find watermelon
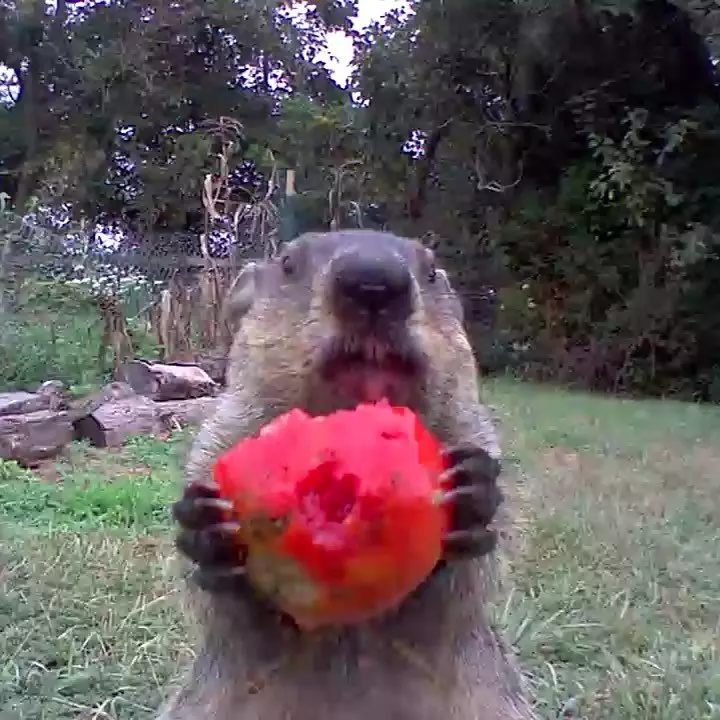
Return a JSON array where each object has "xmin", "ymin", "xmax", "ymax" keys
[{"xmin": 213, "ymin": 400, "xmax": 450, "ymax": 630}]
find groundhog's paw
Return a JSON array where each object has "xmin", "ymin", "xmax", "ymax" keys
[
  {"xmin": 439, "ymin": 445, "xmax": 503, "ymax": 560},
  {"xmin": 173, "ymin": 484, "xmax": 250, "ymax": 594}
]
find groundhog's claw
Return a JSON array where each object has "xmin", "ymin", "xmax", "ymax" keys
[
  {"xmin": 173, "ymin": 485, "xmax": 233, "ymax": 528},
  {"xmin": 443, "ymin": 528, "xmax": 498, "ymax": 558},
  {"xmin": 173, "ymin": 484, "xmax": 250, "ymax": 594},
  {"xmin": 439, "ymin": 444, "xmax": 503, "ymax": 560}
]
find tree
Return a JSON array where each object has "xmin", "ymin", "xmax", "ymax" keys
[
  {"xmin": 0, "ymin": 0, "xmax": 358, "ymax": 237},
  {"xmin": 352, "ymin": 0, "xmax": 720, "ymax": 398}
]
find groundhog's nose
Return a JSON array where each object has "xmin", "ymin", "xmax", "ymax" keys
[{"xmin": 331, "ymin": 250, "xmax": 413, "ymax": 318}]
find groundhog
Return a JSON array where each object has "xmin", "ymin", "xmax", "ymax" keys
[{"xmin": 157, "ymin": 229, "xmax": 538, "ymax": 720}]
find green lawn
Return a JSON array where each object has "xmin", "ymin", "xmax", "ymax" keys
[{"xmin": 1, "ymin": 379, "xmax": 719, "ymax": 719}]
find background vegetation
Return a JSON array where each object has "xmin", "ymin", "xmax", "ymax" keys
[{"xmin": 0, "ymin": 0, "xmax": 718, "ymax": 402}]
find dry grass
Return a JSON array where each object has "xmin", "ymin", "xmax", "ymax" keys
[
  {"xmin": 493, "ymin": 382, "xmax": 720, "ymax": 719},
  {"xmin": 1, "ymin": 381, "xmax": 719, "ymax": 719}
]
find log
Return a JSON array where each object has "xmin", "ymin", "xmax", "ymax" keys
[
  {"xmin": 37, "ymin": 380, "xmax": 68, "ymax": 399},
  {"xmin": 0, "ymin": 409, "xmax": 75, "ymax": 467},
  {"xmin": 94, "ymin": 381, "xmax": 137, "ymax": 403},
  {"xmin": 63, "ymin": 381, "xmax": 137, "ymax": 428},
  {"xmin": 156, "ymin": 396, "xmax": 220, "ymax": 428},
  {"xmin": 117, "ymin": 360, "xmax": 218, "ymax": 401},
  {"xmin": 0, "ymin": 392, "xmax": 41, "ymax": 417},
  {"xmin": 0, "ymin": 381, "xmax": 68, "ymax": 417},
  {"xmin": 73, "ymin": 394, "xmax": 165, "ymax": 448},
  {"xmin": 191, "ymin": 354, "xmax": 228, "ymax": 386}
]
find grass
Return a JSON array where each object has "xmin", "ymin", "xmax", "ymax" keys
[
  {"xmin": 1, "ymin": 380, "xmax": 719, "ymax": 719},
  {"xmin": 0, "ymin": 436, "xmax": 193, "ymax": 720},
  {"xmin": 493, "ymin": 382, "xmax": 720, "ymax": 719}
]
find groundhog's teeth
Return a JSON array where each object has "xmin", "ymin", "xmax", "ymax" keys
[
  {"xmin": 362, "ymin": 339, "xmax": 387, "ymax": 363},
  {"xmin": 342, "ymin": 337, "xmax": 361, "ymax": 356},
  {"xmin": 362, "ymin": 340, "xmax": 374, "ymax": 361},
  {"xmin": 328, "ymin": 334, "xmax": 410, "ymax": 368}
]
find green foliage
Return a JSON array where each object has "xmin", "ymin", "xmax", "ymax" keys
[
  {"xmin": 494, "ymin": 100, "xmax": 720, "ymax": 397},
  {"xmin": 0, "ymin": 459, "xmax": 33, "ymax": 483},
  {"xmin": 0, "ymin": 464, "xmax": 172, "ymax": 531},
  {"xmin": 0, "ymin": 0, "xmax": 359, "ymax": 229},
  {"xmin": 0, "ymin": 276, "xmax": 160, "ymax": 390},
  {"xmin": 0, "ymin": 316, "xmax": 101, "ymax": 391},
  {"xmin": 1, "ymin": 0, "xmax": 720, "ymax": 403},
  {"xmin": 272, "ymin": 95, "xmax": 368, "ymax": 238},
  {"xmin": 0, "ymin": 277, "xmax": 104, "ymax": 389},
  {"xmin": 354, "ymin": 0, "xmax": 720, "ymax": 401},
  {"xmin": 0, "ymin": 435, "xmax": 186, "ymax": 534}
]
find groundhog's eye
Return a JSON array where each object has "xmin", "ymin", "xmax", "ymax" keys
[{"xmin": 281, "ymin": 254, "xmax": 294, "ymax": 276}]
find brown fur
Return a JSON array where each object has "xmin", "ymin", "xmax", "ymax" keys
[{"xmin": 157, "ymin": 230, "xmax": 538, "ymax": 720}]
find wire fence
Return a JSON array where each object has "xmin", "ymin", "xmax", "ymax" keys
[
  {"xmin": 0, "ymin": 211, "xmax": 256, "ymax": 392},
  {"xmin": 0, "ymin": 209, "xmax": 501, "ymax": 392}
]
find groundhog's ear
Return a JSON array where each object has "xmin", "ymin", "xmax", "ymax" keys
[
  {"xmin": 222, "ymin": 260, "xmax": 263, "ymax": 331},
  {"xmin": 437, "ymin": 268, "xmax": 465, "ymax": 323}
]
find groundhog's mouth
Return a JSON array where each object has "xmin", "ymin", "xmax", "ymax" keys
[{"xmin": 319, "ymin": 336, "xmax": 425, "ymax": 405}]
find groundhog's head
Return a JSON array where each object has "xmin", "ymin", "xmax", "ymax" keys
[{"xmin": 223, "ymin": 230, "xmax": 477, "ymax": 426}]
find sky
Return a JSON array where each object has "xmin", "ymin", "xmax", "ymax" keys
[
  {"xmin": 318, "ymin": 0, "xmax": 407, "ymax": 86},
  {"xmin": 0, "ymin": 0, "xmax": 407, "ymax": 103}
]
